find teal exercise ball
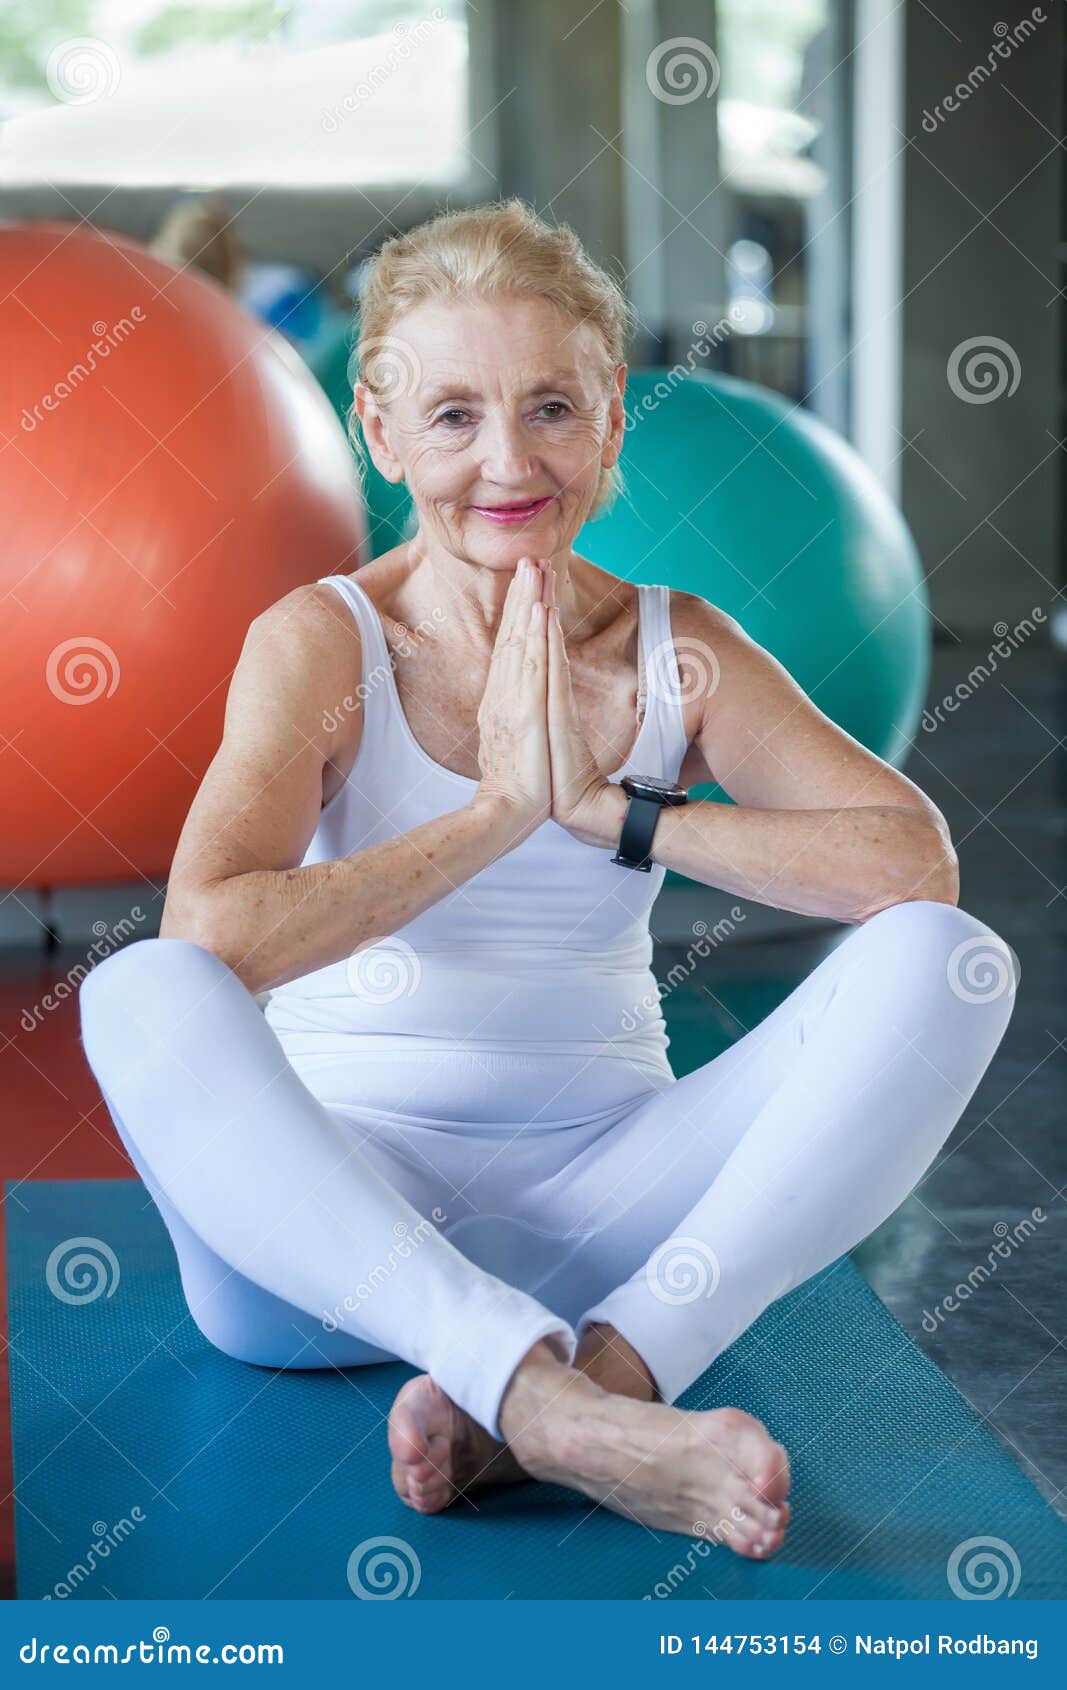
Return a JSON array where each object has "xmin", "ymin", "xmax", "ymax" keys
[
  {"xmin": 578, "ymin": 369, "xmax": 930, "ymax": 785},
  {"xmin": 302, "ymin": 311, "xmax": 414, "ymax": 557}
]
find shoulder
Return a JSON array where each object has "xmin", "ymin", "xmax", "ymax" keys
[
  {"xmin": 246, "ymin": 579, "xmax": 363, "ymax": 677},
  {"xmin": 231, "ymin": 581, "xmax": 363, "ymax": 754},
  {"xmin": 665, "ymin": 587, "xmax": 744, "ymax": 648},
  {"xmin": 660, "ymin": 589, "xmax": 764, "ymax": 739}
]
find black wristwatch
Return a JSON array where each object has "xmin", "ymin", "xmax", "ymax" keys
[{"xmin": 610, "ymin": 774, "xmax": 688, "ymax": 871}]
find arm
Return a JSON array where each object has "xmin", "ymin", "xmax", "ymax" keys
[
  {"xmin": 160, "ymin": 581, "xmax": 540, "ymax": 997},
  {"xmin": 570, "ymin": 595, "xmax": 959, "ymax": 925}
]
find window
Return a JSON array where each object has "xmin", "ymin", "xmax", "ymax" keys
[{"xmin": 0, "ymin": 0, "xmax": 470, "ymax": 188}]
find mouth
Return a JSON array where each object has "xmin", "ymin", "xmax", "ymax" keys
[{"xmin": 470, "ymin": 495, "xmax": 554, "ymax": 525}]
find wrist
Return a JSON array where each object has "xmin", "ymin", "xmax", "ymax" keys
[
  {"xmin": 469, "ymin": 785, "xmax": 542, "ymax": 846},
  {"xmin": 566, "ymin": 780, "xmax": 628, "ymax": 849}
]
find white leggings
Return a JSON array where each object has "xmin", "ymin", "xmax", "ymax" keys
[{"xmin": 78, "ymin": 900, "xmax": 1015, "ymax": 1441}]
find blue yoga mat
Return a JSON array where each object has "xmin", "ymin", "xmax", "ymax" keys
[{"xmin": 8, "ymin": 1179, "xmax": 1067, "ymax": 1600}]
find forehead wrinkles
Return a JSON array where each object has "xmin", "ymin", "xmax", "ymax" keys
[{"xmin": 417, "ymin": 353, "xmax": 605, "ymax": 410}]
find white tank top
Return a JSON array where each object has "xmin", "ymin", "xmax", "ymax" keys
[{"xmin": 263, "ymin": 573, "xmax": 690, "ymax": 1076}]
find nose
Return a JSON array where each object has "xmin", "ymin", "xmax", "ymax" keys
[{"xmin": 477, "ymin": 406, "xmax": 538, "ymax": 484}]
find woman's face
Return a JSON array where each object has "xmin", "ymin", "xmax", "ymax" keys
[{"xmin": 359, "ymin": 292, "xmax": 624, "ymax": 570}]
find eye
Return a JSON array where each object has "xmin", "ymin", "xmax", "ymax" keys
[
  {"xmin": 539, "ymin": 400, "xmax": 571, "ymax": 419},
  {"xmin": 436, "ymin": 407, "xmax": 472, "ymax": 426}
]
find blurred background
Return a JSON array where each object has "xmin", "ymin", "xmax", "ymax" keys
[{"xmin": 0, "ymin": 0, "xmax": 1064, "ymax": 1592}]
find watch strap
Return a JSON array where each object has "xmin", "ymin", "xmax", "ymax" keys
[{"xmin": 610, "ymin": 792, "xmax": 662, "ymax": 871}]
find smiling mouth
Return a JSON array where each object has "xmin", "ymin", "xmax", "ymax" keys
[{"xmin": 471, "ymin": 496, "xmax": 553, "ymax": 517}]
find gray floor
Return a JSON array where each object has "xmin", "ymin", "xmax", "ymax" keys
[{"xmin": 651, "ymin": 638, "xmax": 1067, "ymax": 1520}]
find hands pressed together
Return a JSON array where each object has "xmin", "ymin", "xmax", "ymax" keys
[{"xmin": 475, "ymin": 556, "xmax": 626, "ymax": 848}]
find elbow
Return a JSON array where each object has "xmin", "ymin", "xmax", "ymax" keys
[
  {"xmin": 159, "ymin": 894, "xmax": 255, "ymax": 991},
  {"xmin": 853, "ymin": 834, "xmax": 960, "ymax": 924}
]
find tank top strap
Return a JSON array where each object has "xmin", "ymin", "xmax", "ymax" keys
[
  {"xmin": 316, "ymin": 572, "xmax": 400, "ymax": 752},
  {"xmin": 636, "ymin": 583, "xmax": 690, "ymax": 778},
  {"xmin": 319, "ymin": 573, "xmax": 390, "ymax": 667}
]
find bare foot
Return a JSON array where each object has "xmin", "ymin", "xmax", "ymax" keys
[
  {"xmin": 388, "ymin": 1321, "xmax": 658, "ymax": 1516},
  {"xmin": 499, "ymin": 1343, "xmax": 792, "ymax": 1558},
  {"xmin": 388, "ymin": 1374, "xmax": 525, "ymax": 1514}
]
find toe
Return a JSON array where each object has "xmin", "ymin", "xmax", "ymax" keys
[{"xmin": 753, "ymin": 1440, "xmax": 791, "ymax": 1508}]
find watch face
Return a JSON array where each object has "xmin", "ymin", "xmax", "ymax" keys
[{"xmin": 624, "ymin": 774, "xmax": 688, "ymax": 803}]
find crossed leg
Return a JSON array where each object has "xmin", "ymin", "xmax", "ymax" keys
[
  {"xmin": 77, "ymin": 936, "xmax": 791, "ymax": 1553},
  {"xmin": 390, "ymin": 899, "xmax": 1016, "ymax": 1545}
]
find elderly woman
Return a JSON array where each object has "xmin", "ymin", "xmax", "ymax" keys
[{"xmin": 79, "ymin": 199, "xmax": 1014, "ymax": 1560}]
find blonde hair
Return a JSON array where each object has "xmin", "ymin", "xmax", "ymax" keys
[
  {"xmin": 348, "ymin": 197, "xmax": 634, "ymax": 521},
  {"xmin": 150, "ymin": 196, "xmax": 242, "ymax": 292}
]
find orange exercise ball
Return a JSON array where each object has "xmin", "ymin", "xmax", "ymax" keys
[{"xmin": 0, "ymin": 220, "xmax": 368, "ymax": 886}]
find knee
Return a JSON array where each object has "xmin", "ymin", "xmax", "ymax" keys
[
  {"xmin": 79, "ymin": 937, "xmax": 232, "ymax": 1060},
  {"xmin": 858, "ymin": 899, "xmax": 1018, "ymax": 1020}
]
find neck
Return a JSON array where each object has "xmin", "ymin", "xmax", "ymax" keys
[{"xmin": 404, "ymin": 536, "xmax": 584, "ymax": 644}]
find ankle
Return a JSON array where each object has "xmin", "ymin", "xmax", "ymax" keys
[
  {"xmin": 497, "ymin": 1341, "xmax": 603, "ymax": 1477},
  {"xmin": 575, "ymin": 1322, "xmax": 659, "ymax": 1403}
]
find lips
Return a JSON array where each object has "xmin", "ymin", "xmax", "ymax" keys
[{"xmin": 471, "ymin": 496, "xmax": 553, "ymax": 524}]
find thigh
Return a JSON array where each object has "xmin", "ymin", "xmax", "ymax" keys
[
  {"xmin": 530, "ymin": 934, "xmax": 860, "ymax": 1319},
  {"xmin": 105, "ymin": 1081, "xmax": 403, "ymax": 1370}
]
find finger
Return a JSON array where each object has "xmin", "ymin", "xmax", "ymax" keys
[
  {"xmin": 489, "ymin": 558, "xmax": 536, "ymax": 695},
  {"xmin": 547, "ymin": 602, "xmax": 572, "ymax": 684},
  {"xmin": 523, "ymin": 597, "xmax": 549, "ymax": 699}
]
